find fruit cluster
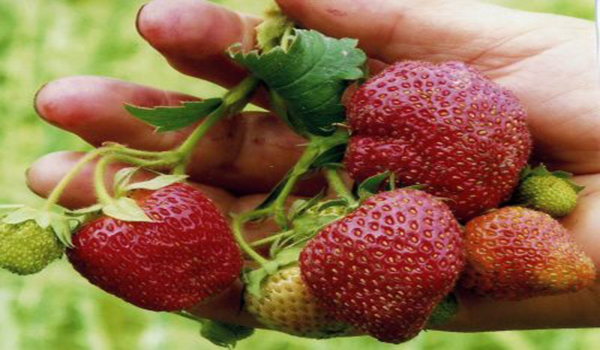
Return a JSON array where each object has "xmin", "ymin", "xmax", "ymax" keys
[{"xmin": 0, "ymin": 4, "xmax": 595, "ymax": 348}]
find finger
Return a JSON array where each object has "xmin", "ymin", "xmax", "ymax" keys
[
  {"xmin": 136, "ymin": 0, "xmax": 259, "ymax": 88},
  {"xmin": 35, "ymin": 76, "xmax": 317, "ymax": 194},
  {"xmin": 35, "ymin": 76, "xmax": 198, "ymax": 150},
  {"xmin": 440, "ymin": 175, "xmax": 600, "ymax": 332},
  {"xmin": 439, "ymin": 285, "xmax": 600, "ymax": 331},
  {"xmin": 276, "ymin": 0, "xmax": 570, "ymax": 65},
  {"xmin": 27, "ymin": 151, "xmax": 305, "ymax": 244},
  {"xmin": 26, "ymin": 151, "xmax": 236, "ymax": 212},
  {"xmin": 138, "ymin": 0, "xmax": 388, "ymax": 94},
  {"xmin": 561, "ymin": 175, "xmax": 600, "ymax": 266}
]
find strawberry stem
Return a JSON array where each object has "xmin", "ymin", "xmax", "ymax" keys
[
  {"xmin": 93, "ymin": 156, "xmax": 117, "ymax": 205},
  {"xmin": 249, "ymin": 230, "xmax": 294, "ymax": 248},
  {"xmin": 104, "ymin": 143, "xmax": 171, "ymax": 159},
  {"xmin": 324, "ymin": 168, "xmax": 357, "ymax": 205},
  {"xmin": 271, "ymin": 142, "xmax": 321, "ymax": 229},
  {"xmin": 42, "ymin": 148, "xmax": 108, "ymax": 211},
  {"xmin": 231, "ymin": 209, "xmax": 272, "ymax": 266},
  {"xmin": 268, "ymin": 131, "xmax": 349, "ymax": 229},
  {"xmin": 172, "ymin": 77, "xmax": 260, "ymax": 175}
]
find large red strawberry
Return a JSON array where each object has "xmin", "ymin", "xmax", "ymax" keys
[
  {"xmin": 344, "ymin": 61, "xmax": 532, "ymax": 221},
  {"xmin": 299, "ymin": 189, "xmax": 464, "ymax": 343},
  {"xmin": 461, "ymin": 206, "xmax": 596, "ymax": 300},
  {"xmin": 67, "ymin": 183, "xmax": 243, "ymax": 311}
]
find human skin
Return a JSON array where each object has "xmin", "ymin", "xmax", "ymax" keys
[{"xmin": 27, "ymin": 0, "xmax": 600, "ymax": 332}]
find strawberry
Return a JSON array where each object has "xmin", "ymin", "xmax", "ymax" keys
[
  {"xmin": 244, "ymin": 265, "xmax": 351, "ymax": 339},
  {"xmin": 461, "ymin": 207, "xmax": 596, "ymax": 300},
  {"xmin": 0, "ymin": 220, "xmax": 64, "ymax": 275},
  {"xmin": 299, "ymin": 189, "xmax": 464, "ymax": 343},
  {"xmin": 344, "ymin": 61, "xmax": 532, "ymax": 221},
  {"xmin": 516, "ymin": 165, "xmax": 583, "ymax": 217},
  {"xmin": 67, "ymin": 183, "xmax": 243, "ymax": 311}
]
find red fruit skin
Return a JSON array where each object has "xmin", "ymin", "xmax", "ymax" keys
[
  {"xmin": 344, "ymin": 61, "xmax": 532, "ymax": 221},
  {"xmin": 300, "ymin": 189, "xmax": 464, "ymax": 343},
  {"xmin": 461, "ymin": 207, "xmax": 596, "ymax": 300},
  {"xmin": 67, "ymin": 183, "xmax": 243, "ymax": 312}
]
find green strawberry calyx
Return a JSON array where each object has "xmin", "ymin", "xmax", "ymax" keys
[
  {"xmin": 519, "ymin": 164, "xmax": 584, "ymax": 193},
  {"xmin": 1, "ymin": 205, "xmax": 78, "ymax": 247}
]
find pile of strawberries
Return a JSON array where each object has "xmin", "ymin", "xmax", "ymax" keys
[
  {"xmin": 249, "ymin": 61, "xmax": 595, "ymax": 343},
  {"xmin": 0, "ymin": 5, "xmax": 596, "ymax": 348}
]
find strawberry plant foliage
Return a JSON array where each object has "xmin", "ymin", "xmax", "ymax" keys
[
  {"xmin": 125, "ymin": 98, "xmax": 223, "ymax": 132},
  {"xmin": 231, "ymin": 29, "xmax": 367, "ymax": 136}
]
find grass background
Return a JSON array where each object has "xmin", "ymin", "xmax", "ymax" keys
[{"xmin": 0, "ymin": 0, "xmax": 596, "ymax": 349}]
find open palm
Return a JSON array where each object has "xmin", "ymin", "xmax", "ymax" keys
[{"xmin": 28, "ymin": 0, "xmax": 600, "ymax": 332}]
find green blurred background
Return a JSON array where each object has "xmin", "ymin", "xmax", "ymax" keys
[{"xmin": 0, "ymin": 0, "xmax": 596, "ymax": 349}]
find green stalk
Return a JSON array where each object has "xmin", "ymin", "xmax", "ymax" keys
[
  {"xmin": 324, "ymin": 168, "xmax": 357, "ymax": 206},
  {"xmin": 250, "ymin": 230, "xmax": 294, "ymax": 248},
  {"xmin": 42, "ymin": 148, "xmax": 108, "ymax": 210},
  {"xmin": 269, "ymin": 130, "xmax": 350, "ymax": 228},
  {"xmin": 93, "ymin": 156, "xmax": 117, "ymax": 205},
  {"xmin": 271, "ymin": 143, "xmax": 321, "ymax": 229},
  {"xmin": 109, "ymin": 144, "xmax": 171, "ymax": 159},
  {"xmin": 172, "ymin": 77, "xmax": 260, "ymax": 174},
  {"xmin": 232, "ymin": 210, "xmax": 271, "ymax": 266}
]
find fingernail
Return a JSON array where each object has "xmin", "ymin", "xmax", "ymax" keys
[
  {"xmin": 136, "ymin": 3, "xmax": 149, "ymax": 40},
  {"xmin": 33, "ymin": 82, "xmax": 49, "ymax": 118}
]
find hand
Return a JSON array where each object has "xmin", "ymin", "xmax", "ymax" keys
[{"xmin": 27, "ymin": 0, "xmax": 600, "ymax": 332}]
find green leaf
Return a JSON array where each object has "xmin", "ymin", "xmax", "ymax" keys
[
  {"xmin": 358, "ymin": 171, "xmax": 390, "ymax": 200},
  {"xmin": 244, "ymin": 268, "xmax": 269, "ymax": 298},
  {"xmin": 2, "ymin": 207, "xmax": 40, "ymax": 225},
  {"xmin": 290, "ymin": 211, "xmax": 339, "ymax": 244},
  {"xmin": 2, "ymin": 207, "xmax": 75, "ymax": 246},
  {"xmin": 200, "ymin": 320, "xmax": 254, "ymax": 349},
  {"xmin": 254, "ymin": 170, "xmax": 291, "ymax": 210},
  {"xmin": 551, "ymin": 170, "xmax": 572, "ymax": 179},
  {"xmin": 49, "ymin": 214, "xmax": 74, "ymax": 247},
  {"xmin": 427, "ymin": 293, "xmax": 458, "ymax": 328},
  {"xmin": 520, "ymin": 164, "xmax": 585, "ymax": 193},
  {"xmin": 0, "ymin": 204, "xmax": 25, "ymax": 217},
  {"xmin": 255, "ymin": 3, "xmax": 293, "ymax": 51},
  {"xmin": 34, "ymin": 211, "xmax": 52, "ymax": 228},
  {"xmin": 287, "ymin": 191, "xmax": 325, "ymax": 221},
  {"xmin": 272, "ymin": 247, "xmax": 301, "ymax": 267},
  {"xmin": 67, "ymin": 204, "xmax": 104, "ymax": 215},
  {"xmin": 102, "ymin": 197, "xmax": 152, "ymax": 222},
  {"xmin": 113, "ymin": 167, "xmax": 140, "ymax": 197},
  {"xmin": 231, "ymin": 29, "xmax": 366, "ymax": 136},
  {"xmin": 310, "ymin": 143, "xmax": 347, "ymax": 170},
  {"xmin": 255, "ymin": 131, "xmax": 349, "ymax": 210},
  {"xmin": 124, "ymin": 98, "xmax": 223, "ymax": 132},
  {"xmin": 124, "ymin": 174, "xmax": 188, "ymax": 191}
]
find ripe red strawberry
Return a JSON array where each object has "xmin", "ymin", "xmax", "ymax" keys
[
  {"xmin": 461, "ymin": 207, "xmax": 596, "ymax": 300},
  {"xmin": 299, "ymin": 189, "xmax": 464, "ymax": 343},
  {"xmin": 67, "ymin": 183, "xmax": 243, "ymax": 311},
  {"xmin": 344, "ymin": 61, "xmax": 532, "ymax": 221}
]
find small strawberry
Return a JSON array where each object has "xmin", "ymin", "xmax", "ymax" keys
[
  {"xmin": 0, "ymin": 220, "xmax": 64, "ymax": 275},
  {"xmin": 344, "ymin": 60, "xmax": 532, "ymax": 221},
  {"xmin": 67, "ymin": 183, "xmax": 243, "ymax": 311},
  {"xmin": 245, "ymin": 265, "xmax": 351, "ymax": 339},
  {"xmin": 461, "ymin": 207, "xmax": 595, "ymax": 300},
  {"xmin": 300, "ymin": 189, "xmax": 464, "ymax": 343},
  {"xmin": 516, "ymin": 165, "xmax": 583, "ymax": 217}
]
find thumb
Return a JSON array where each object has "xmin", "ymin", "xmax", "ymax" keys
[{"xmin": 275, "ymin": 0, "xmax": 559, "ymax": 64}]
